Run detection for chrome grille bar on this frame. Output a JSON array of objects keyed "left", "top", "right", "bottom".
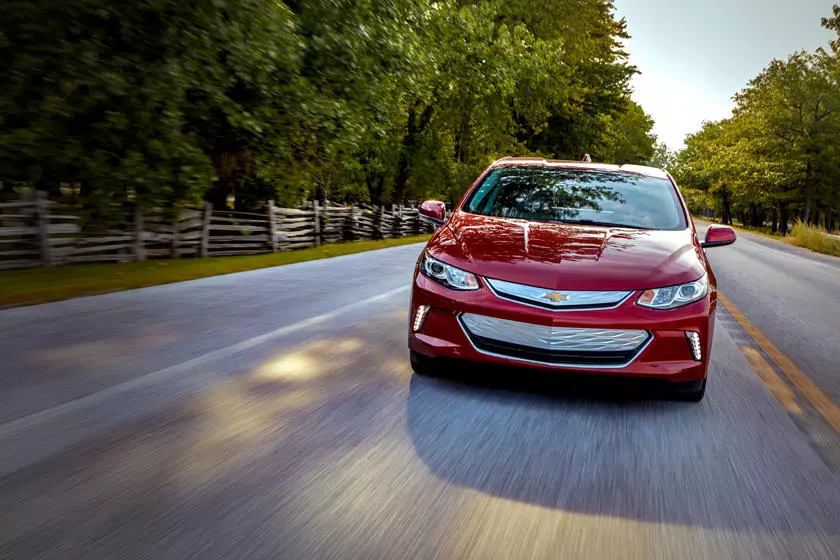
[
  {"left": 461, "top": 314, "right": 649, "bottom": 352},
  {"left": 485, "top": 278, "right": 632, "bottom": 311}
]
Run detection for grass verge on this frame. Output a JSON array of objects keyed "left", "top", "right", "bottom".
[
  {"left": 0, "top": 235, "right": 431, "bottom": 308},
  {"left": 697, "top": 217, "right": 840, "bottom": 257},
  {"left": 789, "top": 222, "right": 840, "bottom": 257},
  {"left": 696, "top": 217, "right": 784, "bottom": 240}
]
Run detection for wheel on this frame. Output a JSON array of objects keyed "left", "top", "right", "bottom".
[
  {"left": 410, "top": 350, "right": 437, "bottom": 377},
  {"left": 673, "top": 378, "right": 706, "bottom": 402}
]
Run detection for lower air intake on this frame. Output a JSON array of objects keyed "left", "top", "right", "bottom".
[{"left": 459, "top": 313, "right": 650, "bottom": 367}]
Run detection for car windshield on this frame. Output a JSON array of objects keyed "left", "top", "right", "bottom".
[{"left": 463, "top": 167, "right": 687, "bottom": 230}]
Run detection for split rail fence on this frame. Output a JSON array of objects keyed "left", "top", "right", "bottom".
[{"left": 0, "top": 196, "right": 436, "bottom": 270}]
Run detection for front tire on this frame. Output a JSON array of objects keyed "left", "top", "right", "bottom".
[{"left": 410, "top": 350, "right": 437, "bottom": 377}]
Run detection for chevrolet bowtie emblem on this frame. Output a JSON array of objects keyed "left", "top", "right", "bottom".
[{"left": 541, "top": 292, "right": 569, "bottom": 302}]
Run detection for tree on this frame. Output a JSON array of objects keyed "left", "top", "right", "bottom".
[
  {"left": 0, "top": 0, "right": 308, "bottom": 216},
  {"left": 648, "top": 142, "right": 677, "bottom": 171},
  {"left": 734, "top": 52, "right": 837, "bottom": 224},
  {"left": 674, "top": 5, "right": 840, "bottom": 234},
  {"left": 0, "top": 0, "right": 660, "bottom": 215},
  {"left": 600, "top": 101, "right": 656, "bottom": 164}
]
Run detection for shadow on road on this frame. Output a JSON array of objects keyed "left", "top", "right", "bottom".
[
  {"left": 4, "top": 308, "right": 839, "bottom": 558},
  {"left": 414, "top": 361, "right": 688, "bottom": 402},
  {"left": 405, "top": 363, "right": 840, "bottom": 533}
]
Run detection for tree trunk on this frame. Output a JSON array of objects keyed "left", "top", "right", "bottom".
[
  {"left": 394, "top": 101, "right": 435, "bottom": 200},
  {"left": 80, "top": 180, "right": 94, "bottom": 199},
  {"left": 368, "top": 174, "right": 387, "bottom": 206},
  {"left": 207, "top": 149, "right": 249, "bottom": 210},
  {"left": 394, "top": 104, "right": 417, "bottom": 200},
  {"left": 771, "top": 206, "right": 778, "bottom": 234},
  {"left": 803, "top": 160, "right": 813, "bottom": 223},
  {"left": 0, "top": 180, "right": 13, "bottom": 200},
  {"left": 720, "top": 188, "right": 732, "bottom": 225},
  {"left": 205, "top": 185, "right": 230, "bottom": 210},
  {"left": 779, "top": 203, "right": 789, "bottom": 236},
  {"left": 749, "top": 203, "right": 762, "bottom": 227}
]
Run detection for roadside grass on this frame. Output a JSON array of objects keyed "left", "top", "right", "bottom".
[
  {"left": 697, "top": 216, "right": 840, "bottom": 258},
  {"left": 789, "top": 221, "right": 840, "bottom": 257},
  {"left": 697, "top": 217, "right": 784, "bottom": 240},
  {"left": 0, "top": 235, "right": 431, "bottom": 308}
]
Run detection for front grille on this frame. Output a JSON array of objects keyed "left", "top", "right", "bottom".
[
  {"left": 485, "top": 278, "right": 632, "bottom": 311},
  {"left": 459, "top": 313, "right": 650, "bottom": 367}
]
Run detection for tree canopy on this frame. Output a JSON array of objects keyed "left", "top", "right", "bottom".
[
  {"left": 0, "top": 0, "right": 656, "bottom": 213},
  {"left": 674, "top": 4, "right": 840, "bottom": 233}
]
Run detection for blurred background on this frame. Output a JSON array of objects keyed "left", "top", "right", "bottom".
[
  {"left": 3, "top": 1, "right": 839, "bottom": 252},
  {"left": 0, "top": 0, "right": 658, "bottom": 214},
  {"left": 3, "top": 2, "right": 840, "bottom": 559}
]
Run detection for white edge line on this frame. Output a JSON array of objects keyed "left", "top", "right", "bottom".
[{"left": 0, "top": 285, "right": 410, "bottom": 438}]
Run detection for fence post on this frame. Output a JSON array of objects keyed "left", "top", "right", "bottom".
[
  {"left": 35, "top": 191, "right": 53, "bottom": 268},
  {"left": 369, "top": 205, "right": 376, "bottom": 239},
  {"left": 170, "top": 209, "right": 181, "bottom": 259},
  {"left": 348, "top": 203, "right": 356, "bottom": 241},
  {"left": 313, "top": 200, "right": 321, "bottom": 247},
  {"left": 324, "top": 199, "right": 330, "bottom": 245},
  {"left": 134, "top": 205, "right": 146, "bottom": 261},
  {"left": 201, "top": 202, "right": 212, "bottom": 258},
  {"left": 267, "top": 201, "right": 278, "bottom": 252}
]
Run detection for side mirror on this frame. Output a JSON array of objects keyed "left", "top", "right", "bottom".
[
  {"left": 419, "top": 200, "right": 446, "bottom": 224},
  {"left": 702, "top": 225, "right": 736, "bottom": 248}
]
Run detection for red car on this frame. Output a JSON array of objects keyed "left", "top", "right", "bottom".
[{"left": 408, "top": 157, "right": 736, "bottom": 401}]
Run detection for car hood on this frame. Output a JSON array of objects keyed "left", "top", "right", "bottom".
[{"left": 427, "top": 211, "right": 706, "bottom": 291}]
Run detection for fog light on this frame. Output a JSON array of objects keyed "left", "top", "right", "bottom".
[
  {"left": 413, "top": 305, "right": 430, "bottom": 332},
  {"left": 686, "top": 331, "right": 702, "bottom": 361}
]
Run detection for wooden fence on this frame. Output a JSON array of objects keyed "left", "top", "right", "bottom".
[{"left": 0, "top": 197, "right": 436, "bottom": 270}]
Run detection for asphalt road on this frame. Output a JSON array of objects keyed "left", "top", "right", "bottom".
[{"left": 2, "top": 227, "right": 840, "bottom": 559}]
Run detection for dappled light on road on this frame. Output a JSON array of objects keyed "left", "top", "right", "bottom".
[
  {"left": 253, "top": 353, "right": 321, "bottom": 383},
  {"left": 3, "top": 0, "right": 840, "bottom": 557},
  {"left": 2, "top": 242, "right": 840, "bottom": 558}
]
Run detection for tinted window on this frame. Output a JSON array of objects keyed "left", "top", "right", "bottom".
[{"left": 464, "top": 167, "right": 686, "bottom": 230}]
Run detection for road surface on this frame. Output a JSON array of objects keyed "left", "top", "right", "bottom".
[{"left": 2, "top": 225, "right": 840, "bottom": 559}]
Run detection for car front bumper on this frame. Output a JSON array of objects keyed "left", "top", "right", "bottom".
[{"left": 408, "top": 273, "right": 714, "bottom": 383}]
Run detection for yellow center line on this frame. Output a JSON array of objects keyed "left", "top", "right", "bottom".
[
  {"left": 719, "top": 293, "right": 840, "bottom": 434},
  {"left": 738, "top": 346, "right": 801, "bottom": 414}
]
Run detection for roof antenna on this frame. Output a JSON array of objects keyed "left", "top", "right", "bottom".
[{"left": 582, "top": 154, "right": 592, "bottom": 162}]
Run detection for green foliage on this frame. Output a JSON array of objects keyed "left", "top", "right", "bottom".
[
  {"left": 648, "top": 142, "right": 678, "bottom": 171},
  {"left": 789, "top": 221, "right": 840, "bottom": 256},
  {"left": 600, "top": 101, "right": 657, "bottom": 164},
  {"left": 680, "top": 188, "right": 714, "bottom": 216},
  {"left": 675, "top": 5, "right": 840, "bottom": 233},
  {"left": 0, "top": 0, "right": 655, "bottom": 215}
]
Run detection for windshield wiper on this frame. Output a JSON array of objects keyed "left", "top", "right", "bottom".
[{"left": 556, "top": 219, "right": 652, "bottom": 230}]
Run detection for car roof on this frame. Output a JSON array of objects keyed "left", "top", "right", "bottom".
[{"left": 489, "top": 157, "right": 671, "bottom": 180}]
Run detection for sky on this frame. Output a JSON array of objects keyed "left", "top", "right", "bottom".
[{"left": 614, "top": 0, "right": 837, "bottom": 150}]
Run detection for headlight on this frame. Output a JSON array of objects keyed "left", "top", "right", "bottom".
[
  {"left": 420, "top": 253, "right": 479, "bottom": 290},
  {"left": 637, "top": 274, "right": 708, "bottom": 310}
]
